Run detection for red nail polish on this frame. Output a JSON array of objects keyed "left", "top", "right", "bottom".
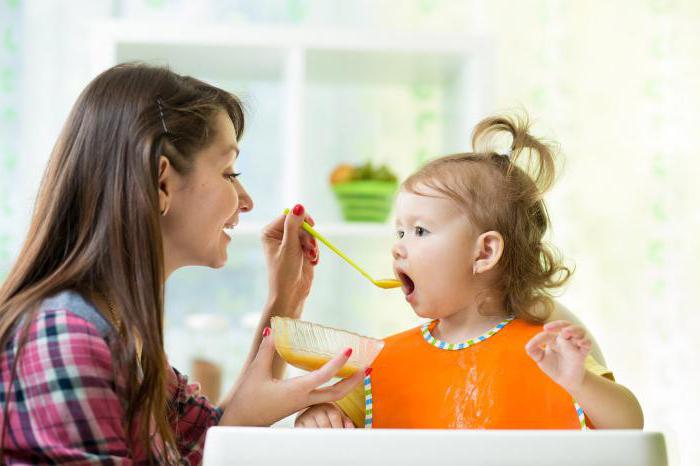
[
  {"left": 292, "top": 204, "right": 304, "bottom": 216},
  {"left": 263, "top": 327, "right": 271, "bottom": 337},
  {"left": 311, "top": 257, "right": 319, "bottom": 266},
  {"left": 344, "top": 348, "right": 353, "bottom": 358},
  {"left": 364, "top": 368, "right": 373, "bottom": 376}
]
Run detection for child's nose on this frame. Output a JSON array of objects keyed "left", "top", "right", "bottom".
[{"left": 392, "top": 242, "right": 407, "bottom": 260}]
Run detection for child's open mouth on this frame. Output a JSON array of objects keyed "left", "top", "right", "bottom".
[{"left": 398, "top": 272, "right": 416, "bottom": 300}]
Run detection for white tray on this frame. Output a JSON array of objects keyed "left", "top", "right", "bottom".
[{"left": 202, "top": 427, "right": 667, "bottom": 466}]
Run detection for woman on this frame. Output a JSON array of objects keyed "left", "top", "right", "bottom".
[{"left": 0, "top": 63, "right": 365, "bottom": 464}]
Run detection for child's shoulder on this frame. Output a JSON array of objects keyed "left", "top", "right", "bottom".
[
  {"left": 498, "top": 317, "right": 546, "bottom": 344},
  {"left": 382, "top": 322, "right": 428, "bottom": 347},
  {"left": 379, "top": 318, "right": 546, "bottom": 351}
]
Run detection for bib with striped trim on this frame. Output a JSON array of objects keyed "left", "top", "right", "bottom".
[{"left": 365, "top": 318, "right": 586, "bottom": 429}]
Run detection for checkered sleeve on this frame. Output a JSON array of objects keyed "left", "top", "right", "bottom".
[
  {"left": 167, "top": 367, "right": 223, "bottom": 465},
  {"left": 3, "top": 309, "right": 131, "bottom": 464}
]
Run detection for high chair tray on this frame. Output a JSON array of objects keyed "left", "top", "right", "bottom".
[{"left": 202, "top": 427, "right": 667, "bottom": 466}]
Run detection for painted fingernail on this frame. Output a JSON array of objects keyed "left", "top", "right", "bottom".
[
  {"left": 292, "top": 204, "right": 304, "bottom": 216},
  {"left": 311, "top": 258, "right": 319, "bottom": 266},
  {"left": 263, "top": 327, "right": 271, "bottom": 337},
  {"left": 344, "top": 348, "right": 353, "bottom": 358},
  {"left": 364, "top": 367, "right": 373, "bottom": 376}
]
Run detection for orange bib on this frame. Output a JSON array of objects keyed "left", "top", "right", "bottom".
[{"left": 366, "top": 318, "right": 585, "bottom": 429}]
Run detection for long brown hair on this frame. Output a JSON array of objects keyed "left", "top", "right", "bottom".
[
  {"left": 0, "top": 63, "right": 244, "bottom": 461},
  {"left": 403, "top": 113, "right": 572, "bottom": 322}
]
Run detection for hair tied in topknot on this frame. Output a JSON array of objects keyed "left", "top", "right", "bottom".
[{"left": 500, "top": 148, "right": 513, "bottom": 159}]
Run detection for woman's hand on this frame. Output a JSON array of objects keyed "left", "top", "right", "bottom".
[
  {"left": 525, "top": 320, "right": 592, "bottom": 394},
  {"left": 295, "top": 403, "right": 355, "bottom": 428},
  {"left": 219, "top": 327, "right": 366, "bottom": 427},
  {"left": 261, "top": 204, "right": 319, "bottom": 318}
]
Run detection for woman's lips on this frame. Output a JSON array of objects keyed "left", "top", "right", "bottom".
[{"left": 223, "top": 221, "right": 238, "bottom": 240}]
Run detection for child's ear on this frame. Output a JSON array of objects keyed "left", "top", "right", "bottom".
[{"left": 472, "top": 231, "right": 504, "bottom": 275}]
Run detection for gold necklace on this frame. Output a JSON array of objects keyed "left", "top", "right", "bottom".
[
  {"left": 98, "top": 290, "right": 122, "bottom": 331},
  {"left": 96, "top": 291, "right": 142, "bottom": 360}
]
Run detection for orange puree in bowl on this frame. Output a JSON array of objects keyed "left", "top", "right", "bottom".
[{"left": 276, "top": 347, "right": 359, "bottom": 378}]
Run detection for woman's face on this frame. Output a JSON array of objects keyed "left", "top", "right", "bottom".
[{"left": 160, "top": 110, "right": 253, "bottom": 275}]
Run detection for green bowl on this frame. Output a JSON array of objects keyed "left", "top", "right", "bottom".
[{"left": 332, "top": 180, "right": 398, "bottom": 223}]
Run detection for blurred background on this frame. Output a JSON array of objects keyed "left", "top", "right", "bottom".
[{"left": 1, "top": 0, "right": 699, "bottom": 464}]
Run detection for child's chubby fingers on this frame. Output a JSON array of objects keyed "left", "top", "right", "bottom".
[
  {"left": 560, "top": 326, "right": 590, "bottom": 351},
  {"left": 575, "top": 337, "right": 593, "bottom": 354},
  {"left": 556, "top": 332, "right": 591, "bottom": 359},
  {"left": 543, "top": 320, "right": 571, "bottom": 333},
  {"left": 295, "top": 408, "right": 322, "bottom": 428},
  {"left": 324, "top": 405, "right": 348, "bottom": 429},
  {"left": 560, "top": 324, "right": 586, "bottom": 340},
  {"left": 312, "top": 410, "right": 334, "bottom": 428},
  {"left": 525, "top": 331, "right": 557, "bottom": 361},
  {"left": 305, "top": 404, "right": 353, "bottom": 429},
  {"left": 295, "top": 403, "right": 337, "bottom": 428}
]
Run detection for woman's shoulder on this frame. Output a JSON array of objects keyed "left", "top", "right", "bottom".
[
  {"left": 11, "top": 290, "right": 116, "bottom": 376},
  {"left": 37, "top": 289, "right": 113, "bottom": 337},
  {"left": 1, "top": 291, "right": 129, "bottom": 462}
]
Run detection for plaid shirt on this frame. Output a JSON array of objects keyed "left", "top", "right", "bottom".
[{"left": 0, "top": 292, "right": 222, "bottom": 465}]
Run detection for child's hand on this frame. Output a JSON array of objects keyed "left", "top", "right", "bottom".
[
  {"left": 525, "top": 320, "right": 592, "bottom": 394},
  {"left": 295, "top": 403, "right": 355, "bottom": 428}
]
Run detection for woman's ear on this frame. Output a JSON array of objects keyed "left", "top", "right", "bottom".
[
  {"left": 158, "top": 155, "right": 171, "bottom": 216},
  {"left": 472, "top": 231, "right": 504, "bottom": 275}
]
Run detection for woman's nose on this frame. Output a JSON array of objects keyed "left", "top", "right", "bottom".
[{"left": 236, "top": 181, "right": 254, "bottom": 213}]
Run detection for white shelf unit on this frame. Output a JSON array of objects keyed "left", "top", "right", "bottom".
[
  {"left": 89, "top": 21, "right": 494, "bottom": 231},
  {"left": 88, "top": 21, "right": 494, "bottom": 400}
]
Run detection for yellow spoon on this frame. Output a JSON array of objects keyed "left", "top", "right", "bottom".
[{"left": 284, "top": 209, "right": 401, "bottom": 289}]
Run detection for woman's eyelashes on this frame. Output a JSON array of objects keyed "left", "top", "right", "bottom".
[{"left": 224, "top": 172, "right": 242, "bottom": 184}]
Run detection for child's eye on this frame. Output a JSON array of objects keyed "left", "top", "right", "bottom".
[
  {"left": 396, "top": 230, "right": 405, "bottom": 239},
  {"left": 224, "top": 172, "right": 241, "bottom": 184},
  {"left": 414, "top": 226, "right": 429, "bottom": 237}
]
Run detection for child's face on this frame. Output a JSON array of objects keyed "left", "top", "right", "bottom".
[{"left": 393, "top": 186, "right": 480, "bottom": 319}]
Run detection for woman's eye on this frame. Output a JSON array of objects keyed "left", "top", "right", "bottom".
[
  {"left": 224, "top": 172, "right": 241, "bottom": 184},
  {"left": 415, "top": 226, "right": 428, "bottom": 237}
]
